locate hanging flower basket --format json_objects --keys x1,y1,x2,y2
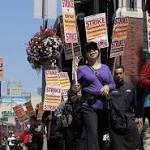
[{"x1": 26, "y1": 26, "x2": 62, "y2": 69}]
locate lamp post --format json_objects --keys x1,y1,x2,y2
[
  {"x1": 0, "y1": 58, "x2": 3, "y2": 98},
  {"x1": 33, "y1": 0, "x2": 58, "y2": 101},
  {"x1": 42, "y1": 0, "x2": 48, "y2": 28},
  {"x1": 0, "y1": 81, "x2": 1, "y2": 97},
  {"x1": 41, "y1": 0, "x2": 48, "y2": 102}
]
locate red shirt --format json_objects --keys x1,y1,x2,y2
[
  {"x1": 139, "y1": 60, "x2": 150, "y2": 88},
  {"x1": 146, "y1": 0, "x2": 150, "y2": 13}
]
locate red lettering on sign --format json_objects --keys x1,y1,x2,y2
[
  {"x1": 114, "y1": 17, "x2": 129, "y2": 25},
  {"x1": 62, "y1": 0, "x2": 74, "y2": 8},
  {"x1": 86, "y1": 18, "x2": 105, "y2": 28},
  {"x1": 46, "y1": 70, "x2": 58, "y2": 75},
  {"x1": 97, "y1": 41, "x2": 108, "y2": 48},
  {"x1": 111, "y1": 40, "x2": 126, "y2": 49},
  {"x1": 66, "y1": 33, "x2": 77, "y2": 43},
  {"x1": 46, "y1": 87, "x2": 61, "y2": 93}
]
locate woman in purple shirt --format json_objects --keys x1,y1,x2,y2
[{"x1": 77, "y1": 42, "x2": 115, "y2": 150}]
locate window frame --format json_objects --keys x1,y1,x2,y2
[{"x1": 127, "y1": 0, "x2": 137, "y2": 11}]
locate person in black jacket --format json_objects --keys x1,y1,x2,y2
[
  {"x1": 28, "y1": 115, "x2": 43, "y2": 150},
  {"x1": 109, "y1": 65, "x2": 142, "y2": 150},
  {"x1": 63, "y1": 83, "x2": 82, "y2": 150},
  {"x1": 42, "y1": 110, "x2": 65, "y2": 150}
]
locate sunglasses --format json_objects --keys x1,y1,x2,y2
[{"x1": 86, "y1": 49, "x2": 98, "y2": 52}]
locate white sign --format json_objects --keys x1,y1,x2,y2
[
  {"x1": 110, "y1": 16, "x2": 129, "y2": 58},
  {"x1": 84, "y1": 13, "x2": 109, "y2": 48},
  {"x1": 62, "y1": 0, "x2": 78, "y2": 43},
  {"x1": 43, "y1": 86, "x2": 62, "y2": 111}
]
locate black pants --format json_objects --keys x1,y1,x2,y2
[
  {"x1": 109, "y1": 119, "x2": 142, "y2": 150},
  {"x1": 47, "y1": 137, "x2": 65, "y2": 150},
  {"x1": 9, "y1": 146, "x2": 23, "y2": 150},
  {"x1": 9, "y1": 146, "x2": 15, "y2": 150},
  {"x1": 64, "y1": 127, "x2": 81, "y2": 150},
  {"x1": 79, "y1": 106, "x2": 109, "y2": 150},
  {"x1": 28, "y1": 138, "x2": 43, "y2": 150}
]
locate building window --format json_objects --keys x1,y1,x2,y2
[
  {"x1": 130, "y1": 0, "x2": 134, "y2": 9},
  {"x1": 113, "y1": 0, "x2": 118, "y2": 11},
  {"x1": 127, "y1": 0, "x2": 137, "y2": 11},
  {"x1": 116, "y1": 0, "x2": 118, "y2": 9}
]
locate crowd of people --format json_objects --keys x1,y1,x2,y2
[
  {"x1": 40, "y1": 42, "x2": 150, "y2": 150},
  {"x1": 1, "y1": 41, "x2": 150, "y2": 150}
]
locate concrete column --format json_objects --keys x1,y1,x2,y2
[
  {"x1": 113, "y1": 0, "x2": 116, "y2": 11},
  {"x1": 137, "y1": 0, "x2": 143, "y2": 17},
  {"x1": 118, "y1": 0, "x2": 122, "y2": 8},
  {"x1": 119, "y1": 0, "x2": 143, "y2": 18},
  {"x1": 121, "y1": 0, "x2": 127, "y2": 16},
  {"x1": 122, "y1": 0, "x2": 127, "y2": 8},
  {"x1": 116, "y1": 0, "x2": 123, "y2": 17},
  {"x1": 137, "y1": 0, "x2": 142, "y2": 9}
]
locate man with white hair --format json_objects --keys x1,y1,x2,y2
[{"x1": 7, "y1": 133, "x2": 16, "y2": 150}]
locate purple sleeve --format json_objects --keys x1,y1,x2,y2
[
  {"x1": 107, "y1": 67, "x2": 116, "y2": 91},
  {"x1": 77, "y1": 67, "x2": 83, "y2": 82}
]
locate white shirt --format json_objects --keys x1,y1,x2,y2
[{"x1": 8, "y1": 136, "x2": 16, "y2": 146}]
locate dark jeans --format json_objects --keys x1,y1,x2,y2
[
  {"x1": 28, "y1": 138, "x2": 43, "y2": 150},
  {"x1": 79, "y1": 106, "x2": 109, "y2": 150},
  {"x1": 9, "y1": 146, "x2": 23, "y2": 150},
  {"x1": 9, "y1": 146, "x2": 16, "y2": 150},
  {"x1": 29, "y1": 142, "x2": 42, "y2": 150},
  {"x1": 47, "y1": 137, "x2": 65, "y2": 150},
  {"x1": 1, "y1": 145, "x2": 6, "y2": 150},
  {"x1": 109, "y1": 118, "x2": 142, "y2": 150},
  {"x1": 64, "y1": 127, "x2": 81, "y2": 150}
]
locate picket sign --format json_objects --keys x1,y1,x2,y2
[
  {"x1": 110, "y1": 16, "x2": 129, "y2": 58},
  {"x1": 84, "y1": 13, "x2": 109, "y2": 49},
  {"x1": 13, "y1": 104, "x2": 27, "y2": 122},
  {"x1": 37, "y1": 102, "x2": 44, "y2": 121}
]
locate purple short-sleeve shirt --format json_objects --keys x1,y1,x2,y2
[{"x1": 77, "y1": 64, "x2": 115, "y2": 109}]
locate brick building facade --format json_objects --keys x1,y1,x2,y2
[
  {"x1": 55, "y1": 0, "x2": 147, "y2": 81},
  {"x1": 115, "y1": 0, "x2": 144, "y2": 81},
  {"x1": 122, "y1": 18, "x2": 144, "y2": 80}
]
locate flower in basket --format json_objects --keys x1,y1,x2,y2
[{"x1": 26, "y1": 26, "x2": 62, "y2": 69}]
